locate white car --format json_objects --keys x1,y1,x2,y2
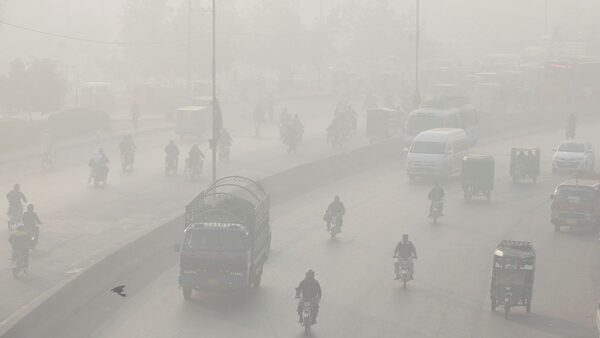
[{"x1": 552, "y1": 141, "x2": 595, "y2": 173}]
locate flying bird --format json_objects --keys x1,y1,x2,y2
[{"x1": 111, "y1": 285, "x2": 127, "y2": 297}]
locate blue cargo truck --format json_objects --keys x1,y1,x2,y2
[{"x1": 177, "y1": 176, "x2": 271, "y2": 299}]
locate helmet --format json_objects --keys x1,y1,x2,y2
[
  {"x1": 13, "y1": 183, "x2": 20, "y2": 190},
  {"x1": 402, "y1": 234, "x2": 409, "y2": 241},
  {"x1": 27, "y1": 204, "x2": 34, "y2": 211},
  {"x1": 305, "y1": 269, "x2": 315, "y2": 279},
  {"x1": 16, "y1": 225, "x2": 25, "y2": 231},
  {"x1": 334, "y1": 195, "x2": 340, "y2": 201}
]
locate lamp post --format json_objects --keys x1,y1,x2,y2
[
  {"x1": 211, "y1": 0, "x2": 218, "y2": 184},
  {"x1": 414, "y1": 0, "x2": 421, "y2": 107}
]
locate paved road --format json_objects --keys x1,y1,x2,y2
[
  {"x1": 0, "y1": 96, "x2": 364, "y2": 325},
  {"x1": 46, "y1": 119, "x2": 600, "y2": 337}
]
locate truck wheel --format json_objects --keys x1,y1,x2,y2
[
  {"x1": 491, "y1": 297, "x2": 497, "y2": 312},
  {"x1": 554, "y1": 224, "x2": 560, "y2": 232},
  {"x1": 526, "y1": 298, "x2": 532, "y2": 313},
  {"x1": 512, "y1": 176, "x2": 517, "y2": 184},
  {"x1": 183, "y1": 287, "x2": 192, "y2": 300},
  {"x1": 252, "y1": 264, "x2": 263, "y2": 288}
]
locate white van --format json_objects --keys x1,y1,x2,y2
[{"x1": 406, "y1": 128, "x2": 470, "y2": 180}]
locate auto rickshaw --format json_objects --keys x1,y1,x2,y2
[
  {"x1": 462, "y1": 154, "x2": 495, "y2": 201},
  {"x1": 490, "y1": 240, "x2": 535, "y2": 319},
  {"x1": 365, "y1": 107, "x2": 403, "y2": 143},
  {"x1": 510, "y1": 147, "x2": 540, "y2": 184},
  {"x1": 175, "y1": 106, "x2": 211, "y2": 139}
]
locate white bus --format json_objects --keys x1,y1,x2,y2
[{"x1": 404, "y1": 97, "x2": 479, "y2": 146}]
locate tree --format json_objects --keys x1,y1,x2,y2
[{"x1": 0, "y1": 59, "x2": 67, "y2": 118}]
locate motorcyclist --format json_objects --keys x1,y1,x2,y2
[
  {"x1": 295, "y1": 269, "x2": 322, "y2": 324},
  {"x1": 88, "y1": 147, "x2": 110, "y2": 183},
  {"x1": 566, "y1": 113, "x2": 576, "y2": 139},
  {"x1": 428, "y1": 182, "x2": 445, "y2": 216},
  {"x1": 188, "y1": 144, "x2": 205, "y2": 178},
  {"x1": 165, "y1": 141, "x2": 180, "y2": 170},
  {"x1": 393, "y1": 234, "x2": 417, "y2": 279},
  {"x1": 291, "y1": 115, "x2": 304, "y2": 142},
  {"x1": 7, "y1": 184, "x2": 27, "y2": 225},
  {"x1": 217, "y1": 129, "x2": 233, "y2": 161},
  {"x1": 326, "y1": 117, "x2": 346, "y2": 145},
  {"x1": 40, "y1": 132, "x2": 54, "y2": 165},
  {"x1": 324, "y1": 196, "x2": 346, "y2": 231},
  {"x1": 22, "y1": 204, "x2": 41, "y2": 245},
  {"x1": 119, "y1": 135, "x2": 136, "y2": 165},
  {"x1": 279, "y1": 108, "x2": 292, "y2": 139},
  {"x1": 9, "y1": 225, "x2": 32, "y2": 271}
]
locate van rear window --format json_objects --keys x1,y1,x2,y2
[
  {"x1": 410, "y1": 141, "x2": 446, "y2": 154},
  {"x1": 556, "y1": 188, "x2": 594, "y2": 202}
]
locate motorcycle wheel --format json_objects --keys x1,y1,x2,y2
[
  {"x1": 433, "y1": 215, "x2": 438, "y2": 224},
  {"x1": 12, "y1": 267, "x2": 19, "y2": 278},
  {"x1": 491, "y1": 297, "x2": 497, "y2": 311},
  {"x1": 403, "y1": 278, "x2": 407, "y2": 289},
  {"x1": 182, "y1": 287, "x2": 192, "y2": 300},
  {"x1": 504, "y1": 304, "x2": 510, "y2": 319},
  {"x1": 304, "y1": 320, "x2": 311, "y2": 334},
  {"x1": 526, "y1": 298, "x2": 532, "y2": 313}
]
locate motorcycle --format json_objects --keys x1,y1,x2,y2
[
  {"x1": 165, "y1": 155, "x2": 178, "y2": 176},
  {"x1": 328, "y1": 213, "x2": 342, "y2": 239},
  {"x1": 218, "y1": 145, "x2": 231, "y2": 162},
  {"x1": 430, "y1": 199, "x2": 444, "y2": 224},
  {"x1": 565, "y1": 122, "x2": 576, "y2": 140},
  {"x1": 6, "y1": 204, "x2": 23, "y2": 231},
  {"x1": 184, "y1": 158, "x2": 203, "y2": 180},
  {"x1": 41, "y1": 150, "x2": 54, "y2": 170},
  {"x1": 25, "y1": 225, "x2": 39, "y2": 249},
  {"x1": 394, "y1": 257, "x2": 413, "y2": 289},
  {"x1": 11, "y1": 250, "x2": 28, "y2": 278},
  {"x1": 297, "y1": 297, "x2": 317, "y2": 334},
  {"x1": 121, "y1": 151, "x2": 134, "y2": 171},
  {"x1": 91, "y1": 164, "x2": 109, "y2": 186}
]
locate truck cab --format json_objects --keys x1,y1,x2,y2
[
  {"x1": 550, "y1": 179, "x2": 600, "y2": 232},
  {"x1": 178, "y1": 176, "x2": 271, "y2": 300}
]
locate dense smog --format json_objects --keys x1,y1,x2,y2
[{"x1": 1, "y1": 1, "x2": 600, "y2": 337}]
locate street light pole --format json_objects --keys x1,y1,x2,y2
[
  {"x1": 414, "y1": 0, "x2": 421, "y2": 106},
  {"x1": 211, "y1": 0, "x2": 218, "y2": 184},
  {"x1": 544, "y1": 0, "x2": 549, "y2": 36}
]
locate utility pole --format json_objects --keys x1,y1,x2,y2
[
  {"x1": 414, "y1": 0, "x2": 421, "y2": 107},
  {"x1": 187, "y1": 0, "x2": 192, "y2": 93},
  {"x1": 211, "y1": 0, "x2": 218, "y2": 184},
  {"x1": 544, "y1": 0, "x2": 549, "y2": 36}
]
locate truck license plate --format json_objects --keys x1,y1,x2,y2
[{"x1": 566, "y1": 219, "x2": 577, "y2": 225}]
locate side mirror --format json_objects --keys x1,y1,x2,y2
[
  {"x1": 550, "y1": 194, "x2": 555, "y2": 200},
  {"x1": 552, "y1": 148, "x2": 557, "y2": 152},
  {"x1": 173, "y1": 243, "x2": 181, "y2": 252}
]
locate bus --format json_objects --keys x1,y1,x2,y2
[{"x1": 404, "y1": 97, "x2": 479, "y2": 146}]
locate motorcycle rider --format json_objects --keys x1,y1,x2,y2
[
  {"x1": 324, "y1": 196, "x2": 346, "y2": 231},
  {"x1": 393, "y1": 234, "x2": 417, "y2": 279},
  {"x1": 7, "y1": 184, "x2": 27, "y2": 226},
  {"x1": 428, "y1": 182, "x2": 445, "y2": 216},
  {"x1": 88, "y1": 147, "x2": 110, "y2": 183},
  {"x1": 188, "y1": 144, "x2": 205, "y2": 178},
  {"x1": 9, "y1": 225, "x2": 32, "y2": 272},
  {"x1": 217, "y1": 128, "x2": 233, "y2": 161},
  {"x1": 119, "y1": 134, "x2": 136, "y2": 167},
  {"x1": 295, "y1": 269, "x2": 322, "y2": 324},
  {"x1": 22, "y1": 204, "x2": 41, "y2": 245},
  {"x1": 566, "y1": 112, "x2": 576, "y2": 139},
  {"x1": 165, "y1": 140, "x2": 180, "y2": 171},
  {"x1": 40, "y1": 132, "x2": 54, "y2": 166}
]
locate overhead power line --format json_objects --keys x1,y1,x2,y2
[{"x1": 0, "y1": 19, "x2": 188, "y2": 45}]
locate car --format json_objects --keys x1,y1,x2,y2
[{"x1": 552, "y1": 141, "x2": 595, "y2": 173}]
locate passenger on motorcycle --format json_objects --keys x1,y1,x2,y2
[
  {"x1": 218, "y1": 129, "x2": 233, "y2": 152},
  {"x1": 22, "y1": 204, "x2": 41, "y2": 245},
  {"x1": 9, "y1": 225, "x2": 32, "y2": 271},
  {"x1": 295, "y1": 269, "x2": 322, "y2": 323},
  {"x1": 394, "y1": 234, "x2": 417, "y2": 279},
  {"x1": 324, "y1": 196, "x2": 346, "y2": 231},
  {"x1": 40, "y1": 132, "x2": 54, "y2": 164},
  {"x1": 428, "y1": 182, "x2": 445, "y2": 216}
]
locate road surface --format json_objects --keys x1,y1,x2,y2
[
  {"x1": 0, "y1": 96, "x2": 363, "y2": 325},
  {"x1": 47, "y1": 117, "x2": 600, "y2": 337}
]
